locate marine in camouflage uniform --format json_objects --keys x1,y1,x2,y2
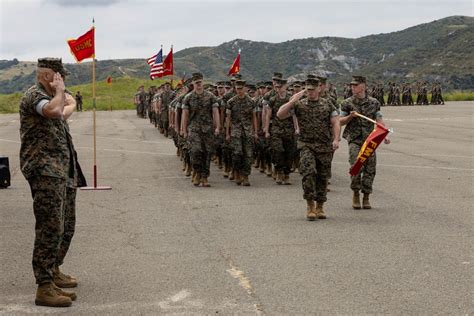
[
  {"x1": 221, "y1": 76, "x2": 240, "y2": 179},
  {"x1": 340, "y1": 75, "x2": 391, "y2": 209},
  {"x1": 264, "y1": 77, "x2": 295, "y2": 185},
  {"x1": 135, "y1": 86, "x2": 147, "y2": 118},
  {"x1": 182, "y1": 73, "x2": 221, "y2": 187},
  {"x1": 20, "y1": 58, "x2": 85, "y2": 307},
  {"x1": 225, "y1": 80, "x2": 257, "y2": 186},
  {"x1": 276, "y1": 78, "x2": 340, "y2": 221},
  {"x1": 158, "y1": 82, "x2": 175, "y2": 137}
]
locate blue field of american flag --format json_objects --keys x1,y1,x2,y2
[{"x1": 147, "y1": 48, "x2": 164, "y2": 79}]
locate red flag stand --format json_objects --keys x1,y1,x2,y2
[{"x1": 80, "y1": 20, "x2": 111, "y2": 191}]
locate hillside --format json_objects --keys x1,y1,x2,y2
[{"x1": 1, "y1": 15, "x2": 472, "y2": 94}]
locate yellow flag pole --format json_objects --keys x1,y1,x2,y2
[{"x1": 81, "y1": 18, "x2": 111, "y2": 190}]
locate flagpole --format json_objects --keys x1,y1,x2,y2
[
  {"x1": 170, "y1": 45, "x2": 173, "y2": 87},
  {"x1": 81, "y1": 18, "x2": 112, "y2": 191},
  {"x1": 354, "y1": 112, "x2": 377, "y2": 125}
]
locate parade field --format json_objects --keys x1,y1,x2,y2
[{"x1": 0, "y1": 102, "x2": 472, "y2": 314}]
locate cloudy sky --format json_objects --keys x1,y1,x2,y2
[{"x1": 0, "y1": 0, "x2": 472, "y2": 62}]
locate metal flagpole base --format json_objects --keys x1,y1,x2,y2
[{"x1": 81, "y1": 186, "x2": 112, "y2": 190}]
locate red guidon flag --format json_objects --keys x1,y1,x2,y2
[
  {"x1": 349, "y1": 123, "x2": 390, "y2": 176},
  {"x1": 228, "y1": 49, "x2": 241, "y2": 76},
  {"x1": 106, "y1": 76, "x2": 112, "y2": 84},
  {"x1": 67, "y1": 27, "x2": 95, "y2": 62},
  {"x1": 162, "y1": 47, "x2": 173, "y2": 77}
]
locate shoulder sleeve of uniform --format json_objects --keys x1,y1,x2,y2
[
  {"x1": 340, "y1": 99, "x2": 351, "y2": 116},
  {"x1": 181, "y1": 94, "x2": 191, "y2": 110}
]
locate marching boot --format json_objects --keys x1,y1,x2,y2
[
  {"x1": 53, "y1": 266, "x2": 77, "y2": 288},
  {"x1": 229, "y1": 169, "x2": 235, "y2": 181},
  {"x1": 315, "y1": 202, "x2": 327, "y2": 219},
  {"x1": 193, "y1": 173, "x2": 201, "y2": 186},
  {"x1": 182, "y1": 160, "x2": 186, "y2": 172},
  {"x1": 259, "y1": 159, "x2": 265, "y2": 173},
  {"x1": 306, "y1": 200, "x2": 317, "y2": 221},
  {"x1": 283, "y1": 174, "x2": 291, "y2": 185},
  {"x1": 266, "y1": 164, "x2": 272, "y2": 177},
  {"x1": 184, "y1": 163, "x2": 192, "y2": 177},
  {"x1": 176, "y1": 148, "x2": 181, "y2": 157},
  {"x1": 352, "y1": 191, "x2": 361, "y2": 209},
  {"x1": 191, "y1": 170, "x2": 197, "y2": 183},
  {"x1": 363, "y1": 193, "x2": 372, "y2": 209},
  {"x1": 52, "y1": 283, "x2": 77, "y2": 301},
  {"x1": 201, "y1": 177, "x2": 211, "y2": 187},
  {"x1": 35, "y1": 282, "x2": 72, "y2": 307},
  {"x1": 223, "y1": 164, "x2": 229, "y2": 178},
  {"x1": 218, "y1": 156, "x2": 223, "y2": 169},
  {"x1": 253, "y1": 158, "x2": 260, "y2": 168},
  {"x1": 159, "y1": 128, "x2": 164, "y2": 134},
  {"x1": 272, "y1": 169, "x2": 277, "y2": 180},
  {"x1": 241, "y1": 175, "x2": 250, "y2": 186},
  {"x1": 164, "y1": 130, "x2": 168, "y2": 138},
  {"x1": 275, "y1": 172, "x2": 283, "y2": 185},
  {"x1": 235, "y1": 171, "x2": 243, "y2": 185}
]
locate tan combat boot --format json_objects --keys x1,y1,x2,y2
[
  {"x1": 241, "y1": 175, "x2": 250, "y2": 186},
  {"x1": 259, "y1": 160, "x2": 265, "y2": 173},
  {"x1": 275, "y1": 172, "x2": 283, "y2": 185},
  {"x1": 201, "y1": 177, "x2": 211, "y2": 187},
  {"x1": 181, "y1": 160, "x2": 186, "y2": 172},
  {"x1": 363, "y1": 193, "x2": 371, "y2": 209},
  {"x1": 306, "y1": 200, "x2": 317, "y2": 221},
  {"x1": 223, "y1": 165, "x2": 229, "y2": 178},
  {"x1": 176, "y1": 148, "x2": 181, "y2": 157},
  {"x1": 193, "y1": 173, "x2": 201, "y2": 186},
  {"x1": 52, "y1": 283, "x2": 77, "y2": 301},
  {"x1": 283, "y1": 174, "x2": 291, "y2": 185},
  {"x1": 235, "y1": 171, "x2": 243, "y2": 185},
  {"x1": 315, "y1": 202, "x2": 327, "y2": 219},
  {"x1": 184, "y1": 163, "x2": 192, "y2": 177},
  {"x1": 218, "y1": 156, "x2": 223, "y2": 169},
  {"x1": 352, "y1": 191, "x2": 362, "y2": 209},
  {"x1": 266, "y1": 164, "x2": 272, "y2": 177},
  {"x1": 229, "y1": 169, "x2": 235, "y2": 181},
  {"x1": 253, "y1": 158, "x2": 260, "y2": 168},
  {"x1": 35, "y1": 282, "x2": 72, "y2": 307},
  {"x1": 53, "y1": 267, "x2": 77, "y2": 288}
]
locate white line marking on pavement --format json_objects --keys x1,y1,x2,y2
[
  {"x1": 76, "y1": 146, "x2": 175, "y2": 156},
  {"x1": 72, "y1": 133, "x2": 170, "y2": 144},
  {"x1": 386, "y1": 116, "x2": 469, "y2": 122},
  {"x1": 170, "y1": 290, "x2": 191, "y2": 302},
  {"x1": 0, "y1": 138, "x2": 20, "y2": 144}
]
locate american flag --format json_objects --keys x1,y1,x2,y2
[{"x1": 148, "y1": 48, "x2": 163, "y2": 79}]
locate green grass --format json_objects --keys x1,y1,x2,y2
[
  {"x1": 0, "y1": 76, "x2": 172, "y2": 114},
  {"x1": 1, "y1": 78, "x2": 473, "y2": 114}
]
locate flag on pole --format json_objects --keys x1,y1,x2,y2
[
  {"x1": 162, "y1": 46, "x2": 173, "y2": 77},
  {"x1": 349, "y1": 123, "x2": 390, "y2": 176},
  {"x1": 148, "y1": 48, "x2": 164, "y2": 79},
  {"x1": 228, "y1": 49, "x2": 241, "y2": 75},
  {"x1": 67, "y1": 27, "x2": 95, "y2": 62},
  {"x1": 106, "y1": 76, "x2": 112, "y2": 84}
]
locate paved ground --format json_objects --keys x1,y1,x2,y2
[{"x1": 0, "y1": 102, "x2": 472, "y2": 315}]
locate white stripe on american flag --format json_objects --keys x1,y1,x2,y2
[{"x1": 147, "y1": 54, "x2": 157, "y2": 66}]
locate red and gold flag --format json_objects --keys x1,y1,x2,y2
[
  {"x1": 228, "y1": 50, "x2": 241, "y2": 76},
  {"x1": 67, "y1": 27, "x2": 95, "y2": 62},
  {"x1": 349, "y1": 123, "x2": 389, "y2": 176},
  {"x1": 162, "y1": 47, "x2": 173, "y2": 77}
]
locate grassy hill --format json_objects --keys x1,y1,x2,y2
[
  {"x1": 0, "y1": 77, "x2": 170, "y2": 114},
  {"x1": 1, "y1": 16, "x2": 473, "y2": 95}
]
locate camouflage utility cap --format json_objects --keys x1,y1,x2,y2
[{"x1": 37, "y1": 57, "x2": 70, "y2": 76}]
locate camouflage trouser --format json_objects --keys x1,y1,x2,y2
[
  {"x1": 27, "y1": 176, "x2": 77, "y2": 285},
  {"x1": 188, "y1": 131, "x2": 214, "y2": 178},
  {"x1": 179, "y1": 135, "x2": 191, "y2": 165},
  {"x1": 222, "y1": 139, "x2": 233, "y2": 168},
  {"x1": 160, "y1": 111, "x2": 169, "y2": 132},
  {"x1": 299, "y1": 148, "x2": 332, "y2": 202},
  {"x1": 137, "y1": 103, "x2": 145, "y2": 117},
  {"x1": 263, "y1": 137, "x2": 272, "y2": 166},
  {"x1": 271, "y1": 134, "x2": 295, "y2": 174},
  {"x1": 349, "y1": 142, "x2": 377, "y2": 194},
  {"x1": 231, "y1": 135, "x2": 253, "y2": 176}
]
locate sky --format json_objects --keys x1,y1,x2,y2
[{"x1": 0, "y1": 0, "x2": 472, "y2": 63}]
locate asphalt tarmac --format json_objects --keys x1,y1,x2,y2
[{"x1": 0, "y1": 102, "x2": 472, "y2": 314}]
